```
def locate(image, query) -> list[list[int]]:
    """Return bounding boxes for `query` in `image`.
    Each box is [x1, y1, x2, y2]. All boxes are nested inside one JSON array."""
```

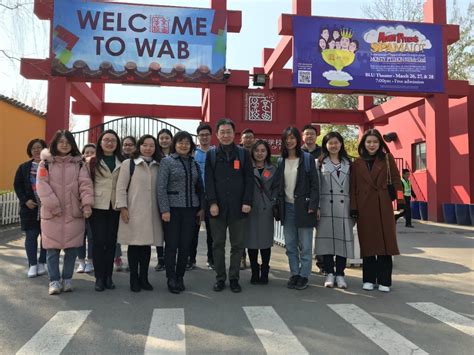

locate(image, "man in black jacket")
[[205, 118, 254, 293]]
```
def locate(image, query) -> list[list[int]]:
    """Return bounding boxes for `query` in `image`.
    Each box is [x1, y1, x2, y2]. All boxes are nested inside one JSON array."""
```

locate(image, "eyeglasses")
[[123, 143, 135, 147]]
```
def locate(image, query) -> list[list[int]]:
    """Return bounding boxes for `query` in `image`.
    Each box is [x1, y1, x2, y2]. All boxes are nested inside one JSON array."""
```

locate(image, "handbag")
[[386, 154, 397, 201]]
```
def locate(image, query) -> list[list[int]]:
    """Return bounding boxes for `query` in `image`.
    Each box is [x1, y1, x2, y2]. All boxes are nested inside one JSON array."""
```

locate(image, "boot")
[[260, 264, 269, 285], [139, 247, 152, 290], [177, 276, 185, 292], [167, 277, 180, 294], [250, 263, 260, 285], [139, 274, 153, 291]]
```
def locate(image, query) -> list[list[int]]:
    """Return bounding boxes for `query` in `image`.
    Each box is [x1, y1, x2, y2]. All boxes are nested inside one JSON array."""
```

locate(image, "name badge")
[[233, 160, 240, 170]]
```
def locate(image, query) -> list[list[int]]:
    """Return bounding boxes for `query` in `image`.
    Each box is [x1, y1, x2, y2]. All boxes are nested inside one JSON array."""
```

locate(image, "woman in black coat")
[[13, 138, 48, 278]]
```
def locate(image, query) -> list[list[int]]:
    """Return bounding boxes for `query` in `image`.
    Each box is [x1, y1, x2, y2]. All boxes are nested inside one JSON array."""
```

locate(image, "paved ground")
[[0, 221, 473, 354]]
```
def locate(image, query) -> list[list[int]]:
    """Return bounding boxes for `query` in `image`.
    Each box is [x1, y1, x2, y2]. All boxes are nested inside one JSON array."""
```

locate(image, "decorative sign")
[[52, 0, 227, 83], [244, 92, 276, 122], [293, 16, 444, 93]]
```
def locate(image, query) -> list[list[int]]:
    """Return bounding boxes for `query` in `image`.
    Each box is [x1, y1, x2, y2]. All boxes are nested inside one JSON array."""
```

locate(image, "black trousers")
[[248, 248, 271, 268], [127, 245, 151, 279], [90, 207, 119, 279], [323, 255, 347, 276], [189, 214, 214, 264], [396, 196, 412, 226], [164, 207, 198, 279], [363, 255, 393, 286]]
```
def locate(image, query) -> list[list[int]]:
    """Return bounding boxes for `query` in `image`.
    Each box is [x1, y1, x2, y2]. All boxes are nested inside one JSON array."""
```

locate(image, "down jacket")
[[36, 149, 94, 250]]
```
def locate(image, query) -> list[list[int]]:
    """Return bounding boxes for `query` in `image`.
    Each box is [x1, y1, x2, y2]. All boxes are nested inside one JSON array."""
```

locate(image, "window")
[[413, 142, 426, 171]]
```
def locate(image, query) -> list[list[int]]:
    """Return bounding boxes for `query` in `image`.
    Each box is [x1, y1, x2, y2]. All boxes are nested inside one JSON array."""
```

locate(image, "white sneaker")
[[378, 285, 391, 292], [27, 265, 38, 278], [84, 261, 94, 273], [62, 279, 73, 292], [324, 273, 335, 288], [336, 275, 348, 289], [76, 260, 86, 273], [48, 281, 61, 295], [37, 263, 47, 276], [362, 282, 374, 291]]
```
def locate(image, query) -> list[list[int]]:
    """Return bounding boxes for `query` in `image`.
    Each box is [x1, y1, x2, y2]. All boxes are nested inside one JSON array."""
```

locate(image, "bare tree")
[[361, 0, 424, 22]]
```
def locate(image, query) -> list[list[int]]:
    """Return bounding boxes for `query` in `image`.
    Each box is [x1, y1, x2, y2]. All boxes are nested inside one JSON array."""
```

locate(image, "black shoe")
[[139, 277, 154, 291], [287, 275, 299, 289], [185, 261, 196, 271], [177, 277, 185, 292], [130, 273, 141, 292], [95, 278, 105, 292], [104, 276, 115, 290], [406, 225, 414, 228], [260, 265, 269, 285], [250, 264, 260, 285], [213, 280, 225, 292], [229, 279, 242, 293], [167, 278, 180, 294], [154, 262, 165, 272], [295, 277, 309, 290]]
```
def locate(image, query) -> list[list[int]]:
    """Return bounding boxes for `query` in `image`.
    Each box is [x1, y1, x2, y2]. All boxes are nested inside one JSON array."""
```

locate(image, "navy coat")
[[13, 160, 40, 231]]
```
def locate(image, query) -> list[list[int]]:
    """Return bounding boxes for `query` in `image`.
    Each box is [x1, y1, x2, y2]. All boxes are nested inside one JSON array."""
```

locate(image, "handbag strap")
[[386, 153, 392, 185], [254, 175, 272, 201]]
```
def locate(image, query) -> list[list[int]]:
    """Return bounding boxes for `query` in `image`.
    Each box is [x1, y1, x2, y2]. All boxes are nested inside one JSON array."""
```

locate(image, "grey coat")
[[244, 164, 276, 249], [315, 157, 354, 258]]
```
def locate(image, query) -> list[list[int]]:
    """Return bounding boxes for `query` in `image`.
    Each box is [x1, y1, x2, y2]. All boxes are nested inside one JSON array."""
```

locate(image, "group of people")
[[14, 118, 407, 296]]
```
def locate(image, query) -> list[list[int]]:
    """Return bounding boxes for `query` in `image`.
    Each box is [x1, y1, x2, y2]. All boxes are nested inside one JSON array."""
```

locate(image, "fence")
[[0, 192, 20, 225]]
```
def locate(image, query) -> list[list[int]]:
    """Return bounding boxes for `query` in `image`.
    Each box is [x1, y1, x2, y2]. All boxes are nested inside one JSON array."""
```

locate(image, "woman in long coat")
[[350, 129, 405, 292], [115, 135, 163, 292], [315, 132, 354, 289], [243, 140, 276, 285]]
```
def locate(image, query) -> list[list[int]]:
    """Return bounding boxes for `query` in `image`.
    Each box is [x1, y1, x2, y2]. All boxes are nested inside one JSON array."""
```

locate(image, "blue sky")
[[0, 0, 470, 132]]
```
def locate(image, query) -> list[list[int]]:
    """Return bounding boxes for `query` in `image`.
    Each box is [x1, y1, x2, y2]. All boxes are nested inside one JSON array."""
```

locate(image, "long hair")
[[170, 131, 196, 155], [280, 126, 302, 158], [320, 131, 351, 166], [358, 129, 390, 160], [81, 143, 96, 155], [49, 130, 81, 157], [156, 128, 173, 161], [251, 139, 272, 165], [134, 134, 160, 161], [94, 130, 124, 178]]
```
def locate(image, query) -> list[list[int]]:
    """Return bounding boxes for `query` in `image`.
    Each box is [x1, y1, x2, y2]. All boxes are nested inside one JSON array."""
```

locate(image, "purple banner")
[[293, 16, 444, 93]]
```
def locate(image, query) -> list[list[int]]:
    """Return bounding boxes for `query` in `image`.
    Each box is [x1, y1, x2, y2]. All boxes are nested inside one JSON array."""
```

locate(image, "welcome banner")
[[52, 0, 227, 83], [293, 16, 444, 93]]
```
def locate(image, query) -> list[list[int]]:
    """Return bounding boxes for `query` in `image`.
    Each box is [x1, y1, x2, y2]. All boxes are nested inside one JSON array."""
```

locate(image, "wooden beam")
[[227, 10, 242, 33], [292, 0, 311, 16], [278, 14, 293, 36], [365, 97, 425, 124], [34, 0, 53, 20], [263, 36, 292, 75], [269, 69, 293, 89], [20, 58, 51, 80], [71, 83, 103, 114]]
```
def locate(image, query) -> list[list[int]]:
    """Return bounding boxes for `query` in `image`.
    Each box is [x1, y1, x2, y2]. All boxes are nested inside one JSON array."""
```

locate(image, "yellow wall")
[[0, 102, 45, 190]]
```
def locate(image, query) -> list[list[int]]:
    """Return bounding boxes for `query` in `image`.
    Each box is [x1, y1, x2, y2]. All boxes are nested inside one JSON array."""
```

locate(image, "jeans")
[[283, 203, 313, 278], [47, 248, 77, 282], [77, 220, 93, 260], [24, 228, 46, 266]]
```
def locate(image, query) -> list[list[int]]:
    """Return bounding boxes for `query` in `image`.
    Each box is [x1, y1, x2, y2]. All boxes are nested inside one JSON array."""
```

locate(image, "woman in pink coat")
[[36, 130, 94, 295]]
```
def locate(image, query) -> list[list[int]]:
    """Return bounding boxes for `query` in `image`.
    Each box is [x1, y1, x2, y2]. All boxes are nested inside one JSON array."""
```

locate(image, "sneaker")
[[84, 261, 94, 273], [229, 279, 242, 293], [37, 263, 47, 276], [324, 273, 335, 288], [27, 265, 38, 278], [114, 257, 123, 272], [336, 276, 348, 289], [206, 260, 215, 270], [154, 262, 165, 272], [287, 275, 299, 289], [62, 279, 73, 292], [295, 277, 309, 290], [76, 261, 86, 273], [48, 281, 61, 295], [362, 282, 374, 291], [378, 285, 391, 292], [240, 257, 247, 270]]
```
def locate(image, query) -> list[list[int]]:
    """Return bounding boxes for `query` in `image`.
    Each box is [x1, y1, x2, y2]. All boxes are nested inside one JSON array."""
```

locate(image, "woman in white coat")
[[115, 135, 163, 292], [315, 132, 354, 289]]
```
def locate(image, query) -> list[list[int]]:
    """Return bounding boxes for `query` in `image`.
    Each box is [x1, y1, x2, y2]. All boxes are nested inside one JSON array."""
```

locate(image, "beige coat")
[[115, 158, 163, 246], [89, 157, 122, 210]]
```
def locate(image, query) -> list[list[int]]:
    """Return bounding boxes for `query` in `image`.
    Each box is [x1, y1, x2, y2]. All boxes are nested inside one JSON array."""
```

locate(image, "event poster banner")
[[52, 0, 227, 83], [292, 16, 444, 93]]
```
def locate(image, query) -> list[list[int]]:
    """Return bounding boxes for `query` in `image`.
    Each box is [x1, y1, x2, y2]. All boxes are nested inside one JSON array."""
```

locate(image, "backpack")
[[277, 151, 312, 173], [208, 146, 246, 171]]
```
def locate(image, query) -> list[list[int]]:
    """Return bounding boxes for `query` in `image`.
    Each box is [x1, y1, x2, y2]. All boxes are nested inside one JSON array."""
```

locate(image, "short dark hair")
[[402, 169, 410, 174], [122, 136, 137, 146], [216, 118, 235, 132], [358, 129, 391, 160], [302, 124, 317, 133], [81, 143, 96, 155], [251, 139, 271, 165], [281, 127, 303, 158], [241, 128, 255, 136], [26, 138, 47, 158], [49, 130, 81, 157], [171, 131, 196, 155], [197, 123, 212, 135], [134, 134, 159, 161]]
